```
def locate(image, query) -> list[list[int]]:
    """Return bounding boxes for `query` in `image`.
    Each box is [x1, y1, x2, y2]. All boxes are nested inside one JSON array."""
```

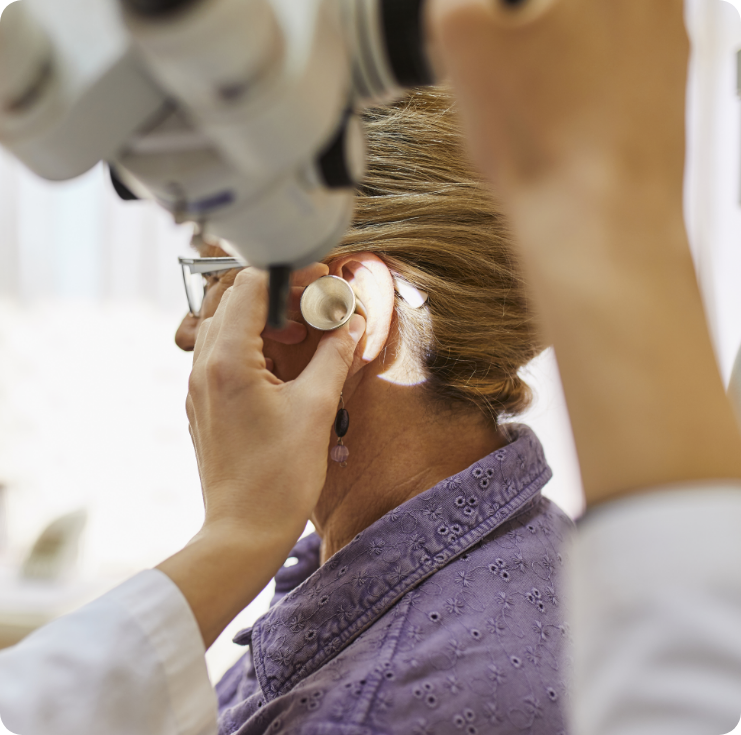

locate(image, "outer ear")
[[327, 252, 395, 364]]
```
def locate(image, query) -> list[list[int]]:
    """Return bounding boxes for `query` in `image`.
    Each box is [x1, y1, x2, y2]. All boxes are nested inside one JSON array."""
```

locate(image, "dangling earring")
[[330, 393, 350, 467]]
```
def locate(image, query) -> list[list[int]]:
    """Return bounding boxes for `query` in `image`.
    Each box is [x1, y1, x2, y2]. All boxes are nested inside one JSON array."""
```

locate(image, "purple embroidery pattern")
[[216, 425, 573, 735]]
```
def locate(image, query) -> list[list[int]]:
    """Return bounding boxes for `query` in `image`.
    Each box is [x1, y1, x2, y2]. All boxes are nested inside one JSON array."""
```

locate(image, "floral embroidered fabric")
[[216, 424, 573, 735]]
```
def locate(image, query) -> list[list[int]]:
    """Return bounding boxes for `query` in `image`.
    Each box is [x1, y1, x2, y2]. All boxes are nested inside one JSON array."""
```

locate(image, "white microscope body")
[[0, 0, 432, 324]]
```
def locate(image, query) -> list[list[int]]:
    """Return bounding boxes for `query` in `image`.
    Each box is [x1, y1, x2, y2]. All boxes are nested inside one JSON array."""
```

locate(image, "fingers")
[[189, 270, 270, 410], [260, 265, 332, 345], [206, 268, 269, 370], [193, 315, 213, 365], [293, 262, 329, 287], [263, 319, 307, 345], [294, 314, 366, 410], [192, 282, 234, 367], [261, 286, 308, 344], [193, 265, 327, 384]]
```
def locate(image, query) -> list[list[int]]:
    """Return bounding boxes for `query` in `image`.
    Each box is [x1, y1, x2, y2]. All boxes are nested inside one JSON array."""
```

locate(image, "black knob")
[[109, 166, 139, 201], [317, 115, 366, 190], [268, 265, 292, 330], [380, 0, 434, 88]]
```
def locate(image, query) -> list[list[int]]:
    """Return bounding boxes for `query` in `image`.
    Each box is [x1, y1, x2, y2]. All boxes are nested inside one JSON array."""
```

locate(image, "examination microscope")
[[0, 0, 434, 326]]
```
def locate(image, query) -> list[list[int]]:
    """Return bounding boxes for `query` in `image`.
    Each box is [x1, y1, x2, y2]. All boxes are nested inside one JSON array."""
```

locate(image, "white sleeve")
[[0, 569, 217, 735], [569, 483, 741, 735]]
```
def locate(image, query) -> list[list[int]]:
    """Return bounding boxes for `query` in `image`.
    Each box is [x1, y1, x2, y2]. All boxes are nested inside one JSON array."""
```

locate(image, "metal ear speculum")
[[300, 275, 365, 331]]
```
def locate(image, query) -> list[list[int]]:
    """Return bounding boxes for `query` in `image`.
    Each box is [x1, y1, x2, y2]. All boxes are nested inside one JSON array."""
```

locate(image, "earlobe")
[[327, 252, 395, 364]]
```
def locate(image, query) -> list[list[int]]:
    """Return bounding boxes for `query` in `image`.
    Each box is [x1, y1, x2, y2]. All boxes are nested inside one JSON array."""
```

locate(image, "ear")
[[327, 252, 395, 364]]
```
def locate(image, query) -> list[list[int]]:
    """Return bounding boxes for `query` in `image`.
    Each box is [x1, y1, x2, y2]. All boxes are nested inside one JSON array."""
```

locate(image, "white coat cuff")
[[113, 569, 217, 735], [570, 482, 741, 735]]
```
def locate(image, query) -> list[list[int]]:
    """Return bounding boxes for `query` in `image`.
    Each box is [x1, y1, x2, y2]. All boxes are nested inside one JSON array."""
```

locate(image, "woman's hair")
[[333, 87, 542, 423]]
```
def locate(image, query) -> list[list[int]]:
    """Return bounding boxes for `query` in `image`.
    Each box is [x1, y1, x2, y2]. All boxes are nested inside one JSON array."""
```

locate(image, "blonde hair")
[[332, 87, 542, 422]]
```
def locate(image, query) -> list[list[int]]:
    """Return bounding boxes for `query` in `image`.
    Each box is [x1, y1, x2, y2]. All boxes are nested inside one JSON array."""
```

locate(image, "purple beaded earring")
[[330, 393, 350, 467]]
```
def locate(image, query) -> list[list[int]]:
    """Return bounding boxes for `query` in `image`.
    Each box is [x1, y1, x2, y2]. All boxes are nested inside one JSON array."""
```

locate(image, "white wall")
[[0, 154, 191, 307]]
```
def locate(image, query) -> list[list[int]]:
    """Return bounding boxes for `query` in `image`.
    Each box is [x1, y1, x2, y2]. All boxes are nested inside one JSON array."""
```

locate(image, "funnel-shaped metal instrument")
[[300, 275, 363, 331]]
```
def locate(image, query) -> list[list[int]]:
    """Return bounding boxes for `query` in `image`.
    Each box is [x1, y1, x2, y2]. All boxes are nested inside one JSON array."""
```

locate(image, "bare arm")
[[159, 268, 364, 647], [427, 0, 741, 506]]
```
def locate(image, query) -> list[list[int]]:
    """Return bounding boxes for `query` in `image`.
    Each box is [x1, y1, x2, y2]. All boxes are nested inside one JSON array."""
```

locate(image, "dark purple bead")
[[334, 408, 349, 438]]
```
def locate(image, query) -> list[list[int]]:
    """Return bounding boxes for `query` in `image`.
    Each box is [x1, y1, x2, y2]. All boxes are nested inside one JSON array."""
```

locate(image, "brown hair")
[[332, 87, 542, 423]]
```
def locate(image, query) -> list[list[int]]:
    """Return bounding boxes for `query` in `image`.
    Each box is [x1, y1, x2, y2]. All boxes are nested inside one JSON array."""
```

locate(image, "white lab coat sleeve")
[[569, 483, 741, 735], [0, 569, 217, 735]]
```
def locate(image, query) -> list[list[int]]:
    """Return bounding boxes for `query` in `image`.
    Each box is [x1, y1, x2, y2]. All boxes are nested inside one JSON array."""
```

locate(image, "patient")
[[176, 88, 573, 735]]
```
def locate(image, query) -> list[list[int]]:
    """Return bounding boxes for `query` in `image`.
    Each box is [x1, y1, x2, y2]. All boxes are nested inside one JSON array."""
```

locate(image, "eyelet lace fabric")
[[217, 424, 573, 735]]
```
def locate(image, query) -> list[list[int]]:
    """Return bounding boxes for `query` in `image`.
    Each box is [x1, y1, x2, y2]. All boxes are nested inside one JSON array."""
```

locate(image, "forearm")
[[157, 521, 301, 649], [509, 176, 741, 505], [0, 570, 217, 735], [173, 267, 362, 649], [424, 0, 741, 503]]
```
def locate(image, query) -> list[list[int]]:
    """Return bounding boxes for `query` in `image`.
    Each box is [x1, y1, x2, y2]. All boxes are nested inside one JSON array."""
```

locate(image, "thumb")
[[294, 314, 366, 410]]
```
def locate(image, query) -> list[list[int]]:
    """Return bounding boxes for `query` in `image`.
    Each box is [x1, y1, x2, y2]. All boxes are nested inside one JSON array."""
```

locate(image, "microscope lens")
[[380, 0, 434, 88]]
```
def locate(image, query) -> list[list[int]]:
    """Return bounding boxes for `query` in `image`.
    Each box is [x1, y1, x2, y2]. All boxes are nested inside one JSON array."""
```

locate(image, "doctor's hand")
[[427, 0, 688, 219], [187, 265, 365, 534], [159, 266, 365, 648]]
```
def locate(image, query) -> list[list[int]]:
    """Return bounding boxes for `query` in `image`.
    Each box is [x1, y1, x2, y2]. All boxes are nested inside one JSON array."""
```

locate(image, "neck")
[[312, 377, 506, 563]]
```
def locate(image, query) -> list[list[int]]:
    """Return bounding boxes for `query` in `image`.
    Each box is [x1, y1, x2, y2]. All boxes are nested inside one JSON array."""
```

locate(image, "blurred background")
[[0, 0, 739, 687]]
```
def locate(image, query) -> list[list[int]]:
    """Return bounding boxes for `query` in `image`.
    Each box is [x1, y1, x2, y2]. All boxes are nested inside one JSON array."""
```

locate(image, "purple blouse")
[[216, 424, 573, 735]]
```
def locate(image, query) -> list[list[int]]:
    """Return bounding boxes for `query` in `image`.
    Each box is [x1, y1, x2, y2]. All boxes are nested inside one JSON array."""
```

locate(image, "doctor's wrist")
[[158, 520, 303, 649], [199, 503, 310, 551]]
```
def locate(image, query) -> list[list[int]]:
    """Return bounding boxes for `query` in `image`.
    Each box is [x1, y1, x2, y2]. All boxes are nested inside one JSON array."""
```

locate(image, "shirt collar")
[[249, 423, 552, 700]]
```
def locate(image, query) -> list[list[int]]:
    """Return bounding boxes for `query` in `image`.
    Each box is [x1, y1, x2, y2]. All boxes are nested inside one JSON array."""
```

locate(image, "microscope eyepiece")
[[317, 113, 367, 189], [380, 0, 433, 88], [348, 0, 435, 102], [18, 0, 435, 325], [109, 166, 140, 201]]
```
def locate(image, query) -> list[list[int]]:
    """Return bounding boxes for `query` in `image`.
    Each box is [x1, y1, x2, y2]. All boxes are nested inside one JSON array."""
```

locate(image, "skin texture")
[[159, 263, 365, 648], [160, 0, 741, 649], [424, 0, 741, 506], [175, 247, 505, 563]]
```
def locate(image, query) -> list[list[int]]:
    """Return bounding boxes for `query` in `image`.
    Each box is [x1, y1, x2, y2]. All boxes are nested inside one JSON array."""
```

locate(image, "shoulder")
[[266, 497, 571, 734], [372, 498, 570, 732], [230, 500, 574, 735]]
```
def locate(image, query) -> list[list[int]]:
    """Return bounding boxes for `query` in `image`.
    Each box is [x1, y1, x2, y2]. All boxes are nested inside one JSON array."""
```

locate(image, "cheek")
[[264, 329, 323, 381]]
